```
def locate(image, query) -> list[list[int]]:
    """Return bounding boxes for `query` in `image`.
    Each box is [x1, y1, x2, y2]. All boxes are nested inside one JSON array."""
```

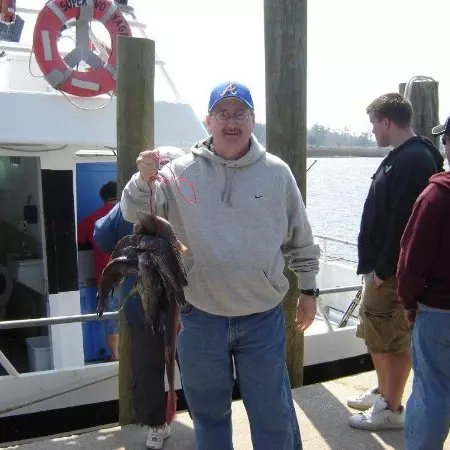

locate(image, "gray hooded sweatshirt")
[[120, 135, 320, 316]]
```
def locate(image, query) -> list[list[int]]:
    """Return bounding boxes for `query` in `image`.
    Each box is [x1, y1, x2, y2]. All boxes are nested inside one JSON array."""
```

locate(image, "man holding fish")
[[120, 81, 320, 449]]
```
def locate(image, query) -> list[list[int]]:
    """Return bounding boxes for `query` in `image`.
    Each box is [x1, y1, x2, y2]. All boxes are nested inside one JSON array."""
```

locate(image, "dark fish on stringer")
[[141, 237, 188, 424], [96, 210, 188, 424], [96, 247, 138, 316], [136, 250, 164, 330], [134, 210, 188, 253]]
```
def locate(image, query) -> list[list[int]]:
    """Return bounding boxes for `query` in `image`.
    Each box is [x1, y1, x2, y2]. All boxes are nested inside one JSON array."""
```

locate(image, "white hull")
[[1, 325, 367, 419], [1, 363, 119, 418]]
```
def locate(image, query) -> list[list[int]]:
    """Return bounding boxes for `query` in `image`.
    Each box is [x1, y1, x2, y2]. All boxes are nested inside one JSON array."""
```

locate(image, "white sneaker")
[[347, 386, 380, 411], [146, 423, 171, 449], [348, 397, 404, 430]]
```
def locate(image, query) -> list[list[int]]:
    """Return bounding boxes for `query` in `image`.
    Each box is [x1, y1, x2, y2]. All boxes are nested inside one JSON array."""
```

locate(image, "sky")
[[132, 0, 450, 134], [12, 0, 450, 134]]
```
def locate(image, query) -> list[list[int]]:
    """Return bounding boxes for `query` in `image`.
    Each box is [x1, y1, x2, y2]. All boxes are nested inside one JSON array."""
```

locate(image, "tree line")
[[253, 123, 375, 147]]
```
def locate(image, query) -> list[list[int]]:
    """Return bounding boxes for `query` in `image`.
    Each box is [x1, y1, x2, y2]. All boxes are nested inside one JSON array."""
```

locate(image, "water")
[[305, 157, 383, 262]]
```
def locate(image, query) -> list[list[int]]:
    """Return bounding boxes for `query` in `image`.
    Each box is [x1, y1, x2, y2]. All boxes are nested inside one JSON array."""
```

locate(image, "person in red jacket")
[[78, 181, 119, 360], [397, 117, 450, 450]]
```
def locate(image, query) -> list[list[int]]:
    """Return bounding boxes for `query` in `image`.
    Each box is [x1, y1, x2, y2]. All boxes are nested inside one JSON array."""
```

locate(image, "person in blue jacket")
[[93, 146, 185, 450]]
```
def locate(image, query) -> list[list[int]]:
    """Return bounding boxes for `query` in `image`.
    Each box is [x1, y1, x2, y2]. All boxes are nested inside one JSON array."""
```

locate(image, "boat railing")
[[0, 284, 362, 377], [314, 234, 358, 264]]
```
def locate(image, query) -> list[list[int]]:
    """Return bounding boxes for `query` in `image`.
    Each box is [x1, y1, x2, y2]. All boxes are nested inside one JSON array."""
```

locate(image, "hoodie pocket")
[[184, 263, 287, 314], [261, 270, 287, 298]]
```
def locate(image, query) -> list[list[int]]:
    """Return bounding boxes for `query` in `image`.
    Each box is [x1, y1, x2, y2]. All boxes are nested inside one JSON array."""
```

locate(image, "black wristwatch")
[[300, 288, 320, 298]]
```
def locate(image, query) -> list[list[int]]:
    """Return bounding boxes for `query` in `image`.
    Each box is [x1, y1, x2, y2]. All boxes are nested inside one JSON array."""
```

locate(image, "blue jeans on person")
[[103, 293, 120, 335], [177, 302, 302, 450], [405, 306, 450, 450]]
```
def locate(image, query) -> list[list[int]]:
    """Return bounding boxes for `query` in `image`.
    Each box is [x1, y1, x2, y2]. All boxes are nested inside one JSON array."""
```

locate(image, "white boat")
[[0, 2, 368, 443]]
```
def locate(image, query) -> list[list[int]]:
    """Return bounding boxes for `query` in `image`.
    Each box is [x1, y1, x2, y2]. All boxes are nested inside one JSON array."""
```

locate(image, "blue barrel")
[[75, 162, 117, 222], [79, 286, 111, 361]]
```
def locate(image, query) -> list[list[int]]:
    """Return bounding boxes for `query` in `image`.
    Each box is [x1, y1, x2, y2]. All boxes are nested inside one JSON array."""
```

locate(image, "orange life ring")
[[33, 0, 132, 97]]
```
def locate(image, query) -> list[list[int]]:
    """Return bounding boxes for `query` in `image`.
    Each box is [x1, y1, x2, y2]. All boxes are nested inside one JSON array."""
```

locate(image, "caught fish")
[[96, 246, 139, 315], [96, 210, 188, 424], [134, 210, 188, 253], [136, 249, 164, 330], [140, 236, 188, 423]]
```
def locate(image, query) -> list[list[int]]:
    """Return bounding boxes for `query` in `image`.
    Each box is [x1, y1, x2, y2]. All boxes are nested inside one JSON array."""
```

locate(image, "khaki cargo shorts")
[[355, 272, 410, 354]]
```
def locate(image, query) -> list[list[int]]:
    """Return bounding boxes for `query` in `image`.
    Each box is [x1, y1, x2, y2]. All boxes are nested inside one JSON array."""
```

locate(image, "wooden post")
[[116, 36, 155, 425], [399, 79, 440, 148], [264, 0, 307, 387]]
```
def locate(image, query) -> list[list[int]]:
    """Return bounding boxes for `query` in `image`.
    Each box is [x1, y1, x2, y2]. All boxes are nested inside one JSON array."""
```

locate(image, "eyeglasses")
[[211, 111, 252, 124]]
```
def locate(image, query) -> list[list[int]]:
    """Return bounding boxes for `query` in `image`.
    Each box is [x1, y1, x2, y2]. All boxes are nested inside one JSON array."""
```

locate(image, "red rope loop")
[[145, 152, 197, 215]]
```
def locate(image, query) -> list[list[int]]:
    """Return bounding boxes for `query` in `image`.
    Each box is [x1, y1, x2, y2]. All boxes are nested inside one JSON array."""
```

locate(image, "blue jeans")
[[103, 293, 120, 335], [177, 303, 301, 450], [405, 307, 450, 450]]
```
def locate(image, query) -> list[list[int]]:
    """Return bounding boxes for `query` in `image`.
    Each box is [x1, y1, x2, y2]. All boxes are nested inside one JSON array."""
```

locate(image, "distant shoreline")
[[306, 146, 387, 157]]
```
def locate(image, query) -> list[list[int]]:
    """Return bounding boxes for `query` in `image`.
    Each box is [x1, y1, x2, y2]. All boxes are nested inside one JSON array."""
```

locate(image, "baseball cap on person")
[[431, 116, 450, 135], [208, 81, 254, 113]]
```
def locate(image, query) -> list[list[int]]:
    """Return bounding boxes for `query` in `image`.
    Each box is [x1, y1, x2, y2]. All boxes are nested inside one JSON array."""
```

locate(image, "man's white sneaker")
[[146, 423, 171, 449], [347, 386, 380, 411], [348, 397, 405, 431]]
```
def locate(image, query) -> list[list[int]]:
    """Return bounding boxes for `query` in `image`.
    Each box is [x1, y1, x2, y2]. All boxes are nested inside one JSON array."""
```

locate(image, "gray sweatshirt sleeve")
[[281, 171, 320, 290], [120, 172, 168, 222]]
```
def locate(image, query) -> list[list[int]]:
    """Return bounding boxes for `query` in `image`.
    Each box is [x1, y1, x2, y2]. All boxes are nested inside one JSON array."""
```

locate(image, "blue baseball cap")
[[208, 81, 254, 113]]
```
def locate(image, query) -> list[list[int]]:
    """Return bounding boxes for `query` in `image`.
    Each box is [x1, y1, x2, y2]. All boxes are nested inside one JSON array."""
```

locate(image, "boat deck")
[[2, 370, 449, 450]]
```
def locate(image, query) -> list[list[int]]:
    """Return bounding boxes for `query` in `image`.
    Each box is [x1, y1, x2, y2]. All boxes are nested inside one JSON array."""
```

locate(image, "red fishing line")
[[146, 152, 197, 216]]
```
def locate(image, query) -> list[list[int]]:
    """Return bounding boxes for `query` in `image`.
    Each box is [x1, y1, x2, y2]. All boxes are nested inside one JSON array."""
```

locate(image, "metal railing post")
[[0, 349, 19, 377]]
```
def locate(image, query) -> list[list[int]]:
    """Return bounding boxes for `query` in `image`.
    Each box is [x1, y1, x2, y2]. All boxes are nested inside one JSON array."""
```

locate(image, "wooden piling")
[[264, 0, 307, 387], [399, 79, 440, 148], [116, 35, 155, 424]]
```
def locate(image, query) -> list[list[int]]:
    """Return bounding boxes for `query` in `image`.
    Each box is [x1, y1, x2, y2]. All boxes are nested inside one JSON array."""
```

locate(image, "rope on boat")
[[0, 373, 118, 417]]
